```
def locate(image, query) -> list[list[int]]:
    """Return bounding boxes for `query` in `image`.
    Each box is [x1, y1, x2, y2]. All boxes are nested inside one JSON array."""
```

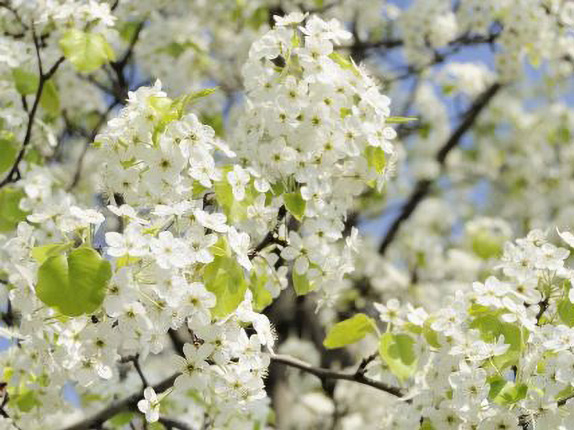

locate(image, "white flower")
[[173, 343, 213, 391], [137, 387, 160, 423], [150, 231, 190, 269], [374, 299, 402, 324], [194, 210, 228, 233], [228, 227, 252, 271], [558, 228, 574, 249], [274, 12, 307, 27], [105, 226, 149, 258], [69, 206, 105, 226]]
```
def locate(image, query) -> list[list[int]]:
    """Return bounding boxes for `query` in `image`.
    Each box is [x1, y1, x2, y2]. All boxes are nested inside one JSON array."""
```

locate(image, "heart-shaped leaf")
[[36, 247, 111, 316]]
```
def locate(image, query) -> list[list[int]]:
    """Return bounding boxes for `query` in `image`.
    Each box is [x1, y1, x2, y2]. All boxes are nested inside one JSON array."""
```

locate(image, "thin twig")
[[270, 354, 404, 397], [0, 37, 65, 188]]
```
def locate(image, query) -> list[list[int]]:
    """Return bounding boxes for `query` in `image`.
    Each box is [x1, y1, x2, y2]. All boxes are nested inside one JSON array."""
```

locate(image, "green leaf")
[[59, 29, 116, 73], [324, 313, 376, 349], [214, 167, 258, 222], [469, 313, 525, 369], [249, 267, 273, 311], [36, 247, 112, 316], [292, 270, 314, 296], [365, 146, 387, 174], [558, 298, 574, 327], [386, 116, 418, 124], [378, 333, 418, 380], [328, 52, 359, 76], [39, 80, 60, 114], [0, 132, 18, 175], [14, 389, 40, 412], [118, 21, 141, 42], [203, 254, 247, 318], [31, 242, 74, 264], [248, 7, 268, 29], [109, 412, 136, 428], [172, 87, 219, 118], [488, 376, 528, 405], [200, 113, 224, 137], [12, 68, 38, 95], [471, 231, 503, 260], [284, 191, 306, 221], [0, 187, 28, 232], [329, 52, 353, 69], [422, 320, 441, 349]]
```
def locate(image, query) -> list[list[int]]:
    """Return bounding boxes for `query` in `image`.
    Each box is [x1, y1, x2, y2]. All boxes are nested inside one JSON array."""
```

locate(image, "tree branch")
[[158, 417, 193, 430], [0, 29, 65, 189], [60, 374, 178, 430], [270, 354, 404, 398], [378, 82, 502, 255]]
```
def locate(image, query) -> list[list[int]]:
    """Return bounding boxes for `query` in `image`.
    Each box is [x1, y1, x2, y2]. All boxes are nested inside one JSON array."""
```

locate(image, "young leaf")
[[386, 116, 418, 124], [0, 132, 18, 175], [558, 298, 574, 327], [249, 267, 273, 311], [284, 191, 306, 221], [12, 68, 39, 95], [203, 254, 247, 318], [172, 87, 219, 118], [31, 242, 74, 264], [0, 187, 28, 232], [378, 333, 418, 380], [324, 313, 376, 349], [365, 146, 387, 174], [40, 80, 60, 114], [59, 30, 116, 73], [35, 247, 112, 316], [292, 270, 314, 296], [469, 313, 525, 369]]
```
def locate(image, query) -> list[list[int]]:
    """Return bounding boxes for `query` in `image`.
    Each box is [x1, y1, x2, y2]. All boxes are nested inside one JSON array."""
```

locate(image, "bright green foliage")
[[12, 68, 38, 95], [35, 247, 112, 316], [0, 187, 28, 232], [292, 270, 314, 296], [59, 29, 116, 73], [0, 132, 18, 175], [14, 389, 40, 412], [488, 375, 528, 405], [365, 146, 387, 174], [249, 266, 273, 311], [471, 231, 503, 259], [203, 252, 248, 318], [324, 313, 376, 349], [386, 116, 418, 124], [40, 80, 60, 114], [469, 313, 525, 369], [558, 297, 574, 327], [172, 87, 219, 118], [109, 412, 136, 428], [214, 167, 258, 222], [31, 242, 74, 264], [118, 21, 141, 42], [12, 67, 60, 114], [378, 333, 418, 380], [422, 321, 441, 349], [283, 190, 306, 221]]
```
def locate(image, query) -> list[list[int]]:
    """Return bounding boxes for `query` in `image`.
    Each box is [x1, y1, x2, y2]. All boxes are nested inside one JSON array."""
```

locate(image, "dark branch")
[[270, 354, 404, 398], [60, 373, 178, 430], [0, 38, 64, 189], [158, 417, 193, 430], [378, 82, 502, 255]]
